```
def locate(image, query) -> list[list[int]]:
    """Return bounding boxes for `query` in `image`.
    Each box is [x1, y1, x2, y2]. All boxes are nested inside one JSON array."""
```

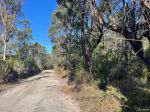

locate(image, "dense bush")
[[23, 56, 41, 74], [0, 56, 43, 82], [75, 69, 92, 85], [7, 58, 25, 74], [0, 60, 11, 82], [49, 0, 150, 111], [0, 60, 18, 83], [76, 85, 126, 112]]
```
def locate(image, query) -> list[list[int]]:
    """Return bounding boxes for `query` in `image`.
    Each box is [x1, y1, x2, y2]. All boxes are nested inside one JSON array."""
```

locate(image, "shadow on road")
[[23, 75, 51, 83]]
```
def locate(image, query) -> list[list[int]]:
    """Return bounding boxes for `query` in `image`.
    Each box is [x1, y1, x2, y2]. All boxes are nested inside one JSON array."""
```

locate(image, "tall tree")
[[15, 19, 32, 60], [56, 0, 150, 80], [0, 0, 23, 60], [30, 42, 48, 69], [49, 2, 104, 72]]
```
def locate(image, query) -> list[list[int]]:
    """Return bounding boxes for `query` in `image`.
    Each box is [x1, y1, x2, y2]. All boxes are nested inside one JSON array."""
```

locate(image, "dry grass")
[[54, 68, 70, 79], [59, 83, 73, 95], [55, 68, 73, 95], [55, 68, 126, 112], [76, 85, 126, 112]]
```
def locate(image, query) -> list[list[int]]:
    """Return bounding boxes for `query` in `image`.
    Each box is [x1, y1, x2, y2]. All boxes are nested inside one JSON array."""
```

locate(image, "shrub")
[[43, 63, 54, 70], [23, 56, 40, 74], [0, 60, 18, 83], [92, 46, 118, 88], [54, 67, 70, 78], [3, 70, 18, 83], [76, 85, 126, 112], [0, 60, 11, 82], [7, 58, 25, 74], [75, 69, 92, 85]]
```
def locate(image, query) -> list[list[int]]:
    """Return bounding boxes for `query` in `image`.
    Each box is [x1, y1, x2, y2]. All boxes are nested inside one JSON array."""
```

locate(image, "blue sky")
[[23, 0, 57, 53]]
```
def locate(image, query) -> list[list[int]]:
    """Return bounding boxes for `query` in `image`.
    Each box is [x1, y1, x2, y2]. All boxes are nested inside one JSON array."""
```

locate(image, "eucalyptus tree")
[[15, 20, 32, 60], [56, 0, 150, 80], [0, 0, 23, 61], [49, 7, 72, 68], [89, 0, 150, 79], [50, 1, 104, 72], [30, 43, 48, 69]]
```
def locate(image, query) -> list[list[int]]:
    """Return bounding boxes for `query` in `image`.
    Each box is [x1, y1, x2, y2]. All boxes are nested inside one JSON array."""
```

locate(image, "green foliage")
[[15, 20, 32, 60], [0, 0, 51, 84], [23, 56, 40, 74], [75, 69, 92, 85], [29, 43, 50, 70], [0, 60, 12, 81], [7, 57, 25, 72], [92, 45, 111, 80], [0, 60, 18, 83], [91, 44, 125, 87]]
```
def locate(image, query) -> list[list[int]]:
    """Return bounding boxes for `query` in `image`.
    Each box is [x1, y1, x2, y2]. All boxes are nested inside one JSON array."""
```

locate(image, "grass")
[[54, 68, 70, 78], [55, 68, 125, 112], [75, 85, 125, 112], [55, 67, 150, 112], [111, 77, 150, 111], [59, 83, 73, 95]]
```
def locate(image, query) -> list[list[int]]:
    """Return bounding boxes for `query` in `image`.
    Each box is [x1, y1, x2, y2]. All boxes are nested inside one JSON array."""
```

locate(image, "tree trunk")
[[3, 42, 7, 61]]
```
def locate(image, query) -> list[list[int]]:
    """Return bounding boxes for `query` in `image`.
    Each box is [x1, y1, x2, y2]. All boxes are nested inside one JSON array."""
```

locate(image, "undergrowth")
[[76, 85, 126, 112]]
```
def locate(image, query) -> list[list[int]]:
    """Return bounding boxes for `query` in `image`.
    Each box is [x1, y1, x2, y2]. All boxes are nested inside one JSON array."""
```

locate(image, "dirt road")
[[0, 70, 80, 112]]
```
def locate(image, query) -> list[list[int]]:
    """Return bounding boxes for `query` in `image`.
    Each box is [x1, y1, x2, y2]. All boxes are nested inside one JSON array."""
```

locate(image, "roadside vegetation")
[[1, 0, 150, 112], [49, 0, 150, 112], [0, 0, 53, 84]]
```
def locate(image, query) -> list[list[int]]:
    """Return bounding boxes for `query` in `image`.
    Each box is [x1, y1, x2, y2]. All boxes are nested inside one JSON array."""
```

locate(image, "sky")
[[23, 0, 57, 53]]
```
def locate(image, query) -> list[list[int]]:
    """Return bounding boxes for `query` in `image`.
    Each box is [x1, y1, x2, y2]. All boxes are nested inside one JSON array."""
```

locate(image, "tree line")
[[0, 0, 52, 83], [49, 0, 150, 110]]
